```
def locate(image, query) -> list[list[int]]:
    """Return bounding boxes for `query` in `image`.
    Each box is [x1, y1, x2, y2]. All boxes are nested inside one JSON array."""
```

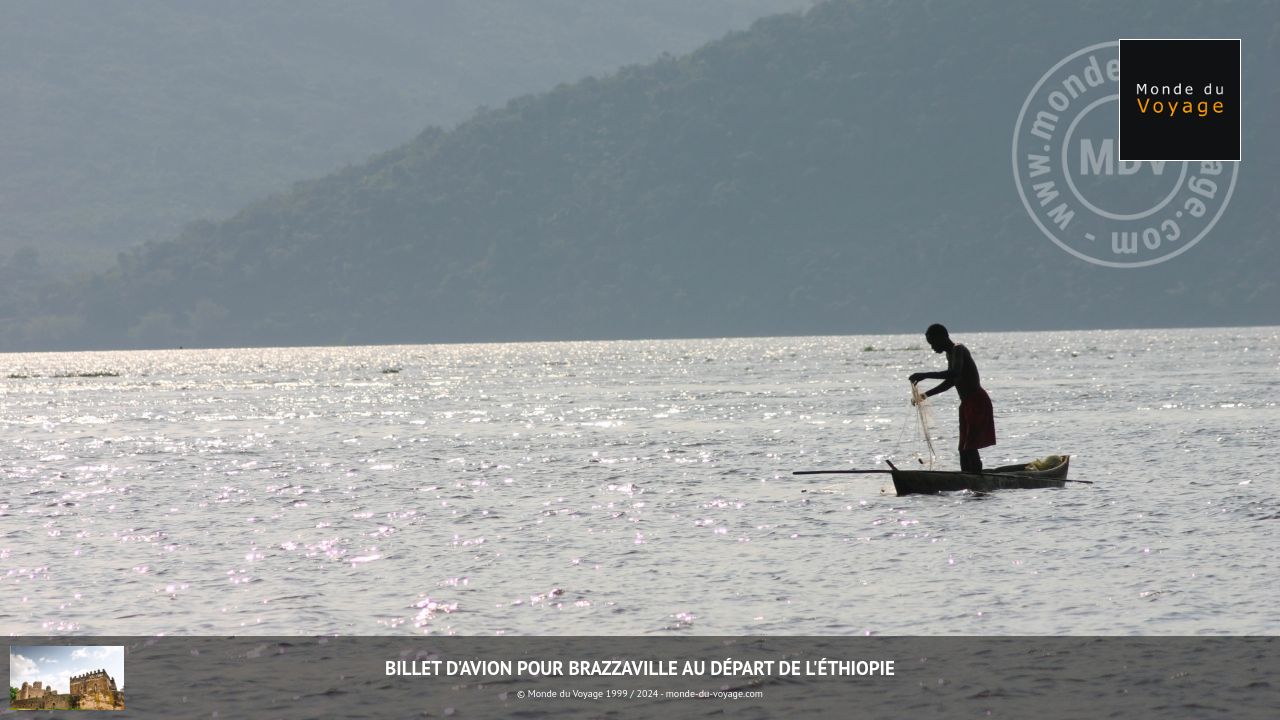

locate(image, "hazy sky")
[[9, 645, 125, 693]]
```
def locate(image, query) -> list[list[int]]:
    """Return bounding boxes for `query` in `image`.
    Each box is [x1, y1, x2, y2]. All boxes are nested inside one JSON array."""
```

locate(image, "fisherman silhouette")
[[908, 324, 995, 472]]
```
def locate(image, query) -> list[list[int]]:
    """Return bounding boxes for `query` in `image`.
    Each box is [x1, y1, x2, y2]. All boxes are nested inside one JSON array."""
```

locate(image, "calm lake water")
[[2, 328, 1276, 636]]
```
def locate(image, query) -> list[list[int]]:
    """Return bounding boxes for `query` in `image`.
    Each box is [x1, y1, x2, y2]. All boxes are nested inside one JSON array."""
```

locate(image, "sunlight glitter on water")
[[1, 329, 1278, 635]]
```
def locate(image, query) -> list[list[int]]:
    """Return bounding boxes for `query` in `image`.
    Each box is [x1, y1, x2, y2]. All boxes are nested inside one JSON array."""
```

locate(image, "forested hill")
[[0, 0, 808, 272], [4, 0, 1276, 350]]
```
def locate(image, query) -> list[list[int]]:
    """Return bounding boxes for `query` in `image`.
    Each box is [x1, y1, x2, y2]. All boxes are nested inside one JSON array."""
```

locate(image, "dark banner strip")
[[5, 637, 1278, 718]]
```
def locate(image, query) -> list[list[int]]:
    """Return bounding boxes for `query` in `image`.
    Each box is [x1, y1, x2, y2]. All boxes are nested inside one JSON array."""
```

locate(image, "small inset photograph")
[[9, 645, 125, 711]]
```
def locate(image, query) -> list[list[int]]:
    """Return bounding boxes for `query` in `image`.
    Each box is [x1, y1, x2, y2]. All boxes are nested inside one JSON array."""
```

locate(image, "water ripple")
[[1, 328, 1277, 634]]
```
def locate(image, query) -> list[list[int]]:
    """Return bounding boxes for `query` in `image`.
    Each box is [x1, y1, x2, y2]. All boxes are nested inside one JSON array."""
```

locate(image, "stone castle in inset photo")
[[11, 668, 124, 711]]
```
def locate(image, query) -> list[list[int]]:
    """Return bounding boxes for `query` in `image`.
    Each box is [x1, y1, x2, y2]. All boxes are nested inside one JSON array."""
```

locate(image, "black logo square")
[[1119, 39, 1240, 161]]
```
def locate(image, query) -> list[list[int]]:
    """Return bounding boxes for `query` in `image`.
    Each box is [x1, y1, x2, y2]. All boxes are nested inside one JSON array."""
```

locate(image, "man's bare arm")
[[910, 348, 966, 397]]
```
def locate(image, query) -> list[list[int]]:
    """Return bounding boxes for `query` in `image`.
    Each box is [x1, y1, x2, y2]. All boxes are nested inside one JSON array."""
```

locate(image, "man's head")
[[925, 323, 950, 353]]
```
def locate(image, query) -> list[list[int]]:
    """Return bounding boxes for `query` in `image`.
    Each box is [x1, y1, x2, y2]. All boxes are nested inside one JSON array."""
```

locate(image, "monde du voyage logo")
[[1012, 41, 1239, 268]]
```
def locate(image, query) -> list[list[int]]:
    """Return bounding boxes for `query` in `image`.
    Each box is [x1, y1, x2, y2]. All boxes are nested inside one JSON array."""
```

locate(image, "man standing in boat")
[[908, 324, 995, 473]]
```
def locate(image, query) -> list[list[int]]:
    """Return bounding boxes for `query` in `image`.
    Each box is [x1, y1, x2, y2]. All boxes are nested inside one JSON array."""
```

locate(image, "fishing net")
[[910, 382, 937, 469]]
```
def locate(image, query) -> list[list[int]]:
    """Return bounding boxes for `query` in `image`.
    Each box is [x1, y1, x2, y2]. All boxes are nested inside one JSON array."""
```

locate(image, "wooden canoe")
[[889, 455, 1070, 495]]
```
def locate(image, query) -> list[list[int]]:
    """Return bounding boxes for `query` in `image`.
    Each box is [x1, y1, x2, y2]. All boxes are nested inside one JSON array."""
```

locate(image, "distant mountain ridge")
[[2, 0, 1276, 350], [0, 0, 808, 272]]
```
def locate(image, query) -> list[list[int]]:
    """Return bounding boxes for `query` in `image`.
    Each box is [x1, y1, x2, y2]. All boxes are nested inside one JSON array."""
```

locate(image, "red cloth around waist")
[[958, 388, 996, 450]]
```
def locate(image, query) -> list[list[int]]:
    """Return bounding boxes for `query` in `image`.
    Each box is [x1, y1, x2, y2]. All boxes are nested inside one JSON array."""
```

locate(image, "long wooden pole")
[[791, 469, 892, 475]]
